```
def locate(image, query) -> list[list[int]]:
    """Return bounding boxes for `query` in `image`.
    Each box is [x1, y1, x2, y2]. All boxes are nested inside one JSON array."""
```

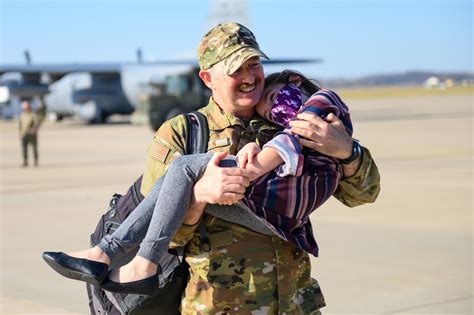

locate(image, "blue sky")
[[0, 0, 472, 78]]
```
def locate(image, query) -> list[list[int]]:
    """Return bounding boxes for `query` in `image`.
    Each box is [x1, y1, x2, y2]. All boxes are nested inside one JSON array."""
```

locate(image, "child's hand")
[[236, 143, 261, 169], [217, 198, 237, 206]]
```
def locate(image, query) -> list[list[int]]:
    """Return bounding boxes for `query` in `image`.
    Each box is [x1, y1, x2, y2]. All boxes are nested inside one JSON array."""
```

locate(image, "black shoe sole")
[[43, 255, 106, 286], [101, 276, 159, 296]]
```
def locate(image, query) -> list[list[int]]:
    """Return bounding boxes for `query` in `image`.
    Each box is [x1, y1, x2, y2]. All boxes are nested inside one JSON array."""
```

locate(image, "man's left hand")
[[289, 112, 352, 159]]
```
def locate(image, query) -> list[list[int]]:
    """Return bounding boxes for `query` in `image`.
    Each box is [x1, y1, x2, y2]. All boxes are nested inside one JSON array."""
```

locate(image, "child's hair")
[[264, 70, 321, 97]]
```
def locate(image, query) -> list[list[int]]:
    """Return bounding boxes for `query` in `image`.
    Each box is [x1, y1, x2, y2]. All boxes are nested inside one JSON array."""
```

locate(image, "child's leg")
[[66, 177, 165, 265], [135, 153, 213, 264], [99, 153, 213, 264], [96, 175, 165, 261]]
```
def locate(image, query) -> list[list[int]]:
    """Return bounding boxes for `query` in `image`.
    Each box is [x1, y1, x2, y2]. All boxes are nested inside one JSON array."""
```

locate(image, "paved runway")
[[1, 93, 472, 314]]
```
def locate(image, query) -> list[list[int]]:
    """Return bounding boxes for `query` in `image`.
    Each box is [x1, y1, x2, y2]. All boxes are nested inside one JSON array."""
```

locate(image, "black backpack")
[[86, 112, 209, 315]]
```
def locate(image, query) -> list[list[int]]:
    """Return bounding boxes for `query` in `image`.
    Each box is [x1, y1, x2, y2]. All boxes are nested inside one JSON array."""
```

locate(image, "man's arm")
[[183, 151, 253, 223], [333, 146, 380, 207], [141, 116, 253, 244], [341, 157, 361, 178], [289, 112, 380, 207], [289, 112, 353, 160]]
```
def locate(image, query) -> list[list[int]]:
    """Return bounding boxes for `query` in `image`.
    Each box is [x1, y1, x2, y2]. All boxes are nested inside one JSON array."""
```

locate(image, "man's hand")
[[289, 112, 361, 177], [236, 142, 261, 169], [190, 151, 253, 208], [289, 112, 353, 159], [184, 152, 253, 224]]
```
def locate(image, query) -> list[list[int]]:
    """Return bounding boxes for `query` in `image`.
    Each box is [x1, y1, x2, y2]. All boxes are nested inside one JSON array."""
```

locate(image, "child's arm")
[[240, 146, 284, 182], [237, 134, 303, 182]]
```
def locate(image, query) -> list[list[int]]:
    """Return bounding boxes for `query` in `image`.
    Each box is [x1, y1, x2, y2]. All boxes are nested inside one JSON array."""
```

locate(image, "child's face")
[[256, 82, 303, 127], [255, 82, 286, 123]]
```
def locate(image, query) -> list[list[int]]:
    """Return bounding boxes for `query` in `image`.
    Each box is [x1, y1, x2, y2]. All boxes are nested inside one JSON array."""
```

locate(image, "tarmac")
[[1, 93, 472, 314]]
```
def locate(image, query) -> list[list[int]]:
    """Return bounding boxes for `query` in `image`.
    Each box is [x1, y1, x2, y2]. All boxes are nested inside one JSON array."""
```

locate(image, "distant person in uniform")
[[18, 101, 39, 167]]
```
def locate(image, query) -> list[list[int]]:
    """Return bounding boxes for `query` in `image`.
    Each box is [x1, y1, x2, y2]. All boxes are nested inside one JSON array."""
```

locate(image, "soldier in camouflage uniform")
[[18, 101, 40, 167], [139, 23, 380, 314]]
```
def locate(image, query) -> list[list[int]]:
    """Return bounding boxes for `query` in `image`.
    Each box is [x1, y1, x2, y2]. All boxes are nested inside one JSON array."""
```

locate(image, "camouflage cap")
[[197, 22, 269, 75]]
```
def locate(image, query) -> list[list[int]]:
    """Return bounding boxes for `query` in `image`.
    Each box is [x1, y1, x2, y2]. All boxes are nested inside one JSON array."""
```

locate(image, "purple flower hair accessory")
[[270, 84, 302, 127]]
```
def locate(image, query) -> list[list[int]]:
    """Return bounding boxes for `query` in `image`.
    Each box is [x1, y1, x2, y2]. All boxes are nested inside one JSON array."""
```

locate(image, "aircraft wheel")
[[48, 112, 63, 122], [88, 108, 106, 124]]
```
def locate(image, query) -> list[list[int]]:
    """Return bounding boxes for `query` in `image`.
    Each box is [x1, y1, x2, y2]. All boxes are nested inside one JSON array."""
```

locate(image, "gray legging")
[[98, 154, 272, 265]]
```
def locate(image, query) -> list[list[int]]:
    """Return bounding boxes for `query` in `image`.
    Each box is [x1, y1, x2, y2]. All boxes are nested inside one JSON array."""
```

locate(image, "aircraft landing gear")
[[88, 109, 107, 124]]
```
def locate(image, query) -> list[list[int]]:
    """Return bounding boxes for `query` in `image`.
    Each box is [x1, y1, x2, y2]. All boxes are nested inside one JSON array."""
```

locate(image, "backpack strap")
[[183, 111, 211, 252], [184, 111, 209, 154], [131, 174, 145, 205]]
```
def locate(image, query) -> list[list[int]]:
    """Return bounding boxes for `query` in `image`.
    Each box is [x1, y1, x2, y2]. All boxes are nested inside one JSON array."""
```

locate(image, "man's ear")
[[199, 70, 213, 90], [288, 74, 302, 87]]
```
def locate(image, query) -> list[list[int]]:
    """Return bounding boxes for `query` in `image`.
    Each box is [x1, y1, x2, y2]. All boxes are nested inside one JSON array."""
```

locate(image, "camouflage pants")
[[21, 134, 38, 164], [180, 215, 325, 314]]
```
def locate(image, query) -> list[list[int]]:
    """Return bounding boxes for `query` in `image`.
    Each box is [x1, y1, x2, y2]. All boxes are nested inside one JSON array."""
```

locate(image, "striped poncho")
[[240, 89, 353, 257]]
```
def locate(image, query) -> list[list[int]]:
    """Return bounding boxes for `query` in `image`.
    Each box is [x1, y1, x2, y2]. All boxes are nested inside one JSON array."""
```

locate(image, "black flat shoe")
[[101, 274, 159, 296], [42, 251, 109, 286]]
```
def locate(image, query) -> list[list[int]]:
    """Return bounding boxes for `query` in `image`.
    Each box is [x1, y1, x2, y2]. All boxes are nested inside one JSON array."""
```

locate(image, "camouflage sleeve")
[[169, 221, 200, 248], [140, 114, 200, 247], [140, 116, 187, 196], [333, 146, 381, 207]]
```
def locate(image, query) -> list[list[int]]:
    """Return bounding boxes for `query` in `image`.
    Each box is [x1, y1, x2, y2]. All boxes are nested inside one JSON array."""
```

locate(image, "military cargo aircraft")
[[1, 0, 322, 128], [0, 56, 195, 123], [0, 56, 321, 128]]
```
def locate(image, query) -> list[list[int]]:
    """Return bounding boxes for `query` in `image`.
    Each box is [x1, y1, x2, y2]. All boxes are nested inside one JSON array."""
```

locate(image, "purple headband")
[[270, 84, 302, 127]]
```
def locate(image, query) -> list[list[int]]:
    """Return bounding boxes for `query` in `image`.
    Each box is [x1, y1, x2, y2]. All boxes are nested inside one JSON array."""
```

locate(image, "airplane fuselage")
[[1, 63, 198, 123], [1, 59, 320, 124]]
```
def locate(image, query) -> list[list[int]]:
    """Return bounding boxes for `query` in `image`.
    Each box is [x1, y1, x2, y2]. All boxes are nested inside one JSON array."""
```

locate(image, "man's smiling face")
[[210, 57, 265, 119]]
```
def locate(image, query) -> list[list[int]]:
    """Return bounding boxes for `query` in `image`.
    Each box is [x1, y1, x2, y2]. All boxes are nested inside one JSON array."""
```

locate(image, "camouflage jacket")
[[141, 98, 380, 314], [18, 112, 38, 137]]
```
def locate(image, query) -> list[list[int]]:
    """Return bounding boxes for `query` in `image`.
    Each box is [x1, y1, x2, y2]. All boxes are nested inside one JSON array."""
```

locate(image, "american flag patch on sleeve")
[[149, 140, 170, 163]]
